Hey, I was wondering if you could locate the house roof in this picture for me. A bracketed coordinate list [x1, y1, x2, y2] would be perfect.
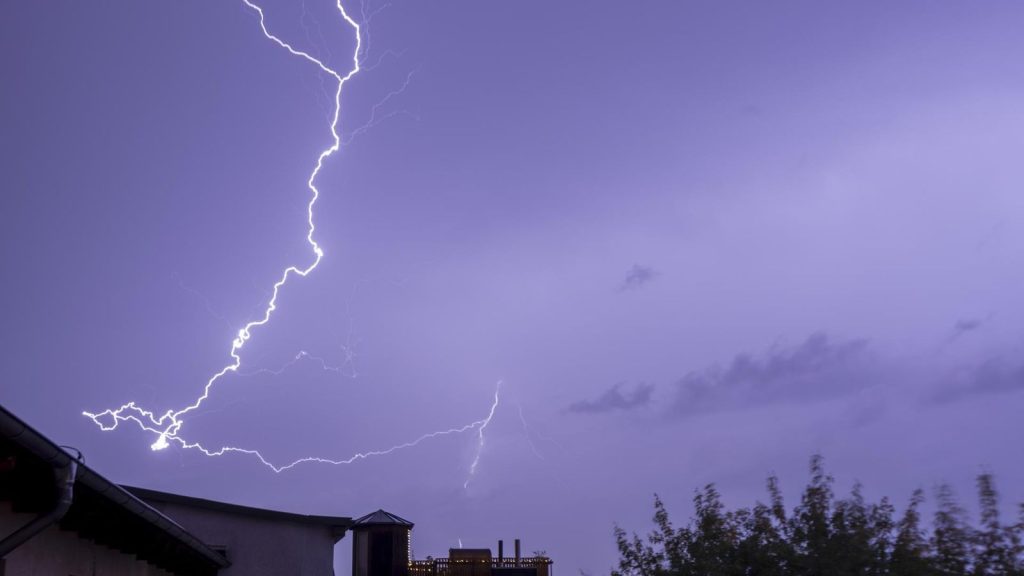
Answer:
[124, 485, 352, 540]
[0, 403, 230, 576]
[352, 508, 414, 528]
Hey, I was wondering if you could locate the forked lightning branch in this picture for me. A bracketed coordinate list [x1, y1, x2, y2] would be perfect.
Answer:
[83, 0, 499, 477]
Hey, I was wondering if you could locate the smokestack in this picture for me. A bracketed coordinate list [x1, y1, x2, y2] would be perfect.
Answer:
[498, 540, 504, 563]
[515, 539, 521, 567]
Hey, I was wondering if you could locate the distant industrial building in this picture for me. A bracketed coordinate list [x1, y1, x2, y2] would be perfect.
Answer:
[352, 510, 552, 576]
[0, 403, 553, 576]
[408, 541, 552, 576]
[350, 509, 552, 576]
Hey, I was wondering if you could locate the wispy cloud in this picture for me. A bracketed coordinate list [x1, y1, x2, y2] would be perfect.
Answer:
[619, 264, 657, 291]
[947, 317, 988, 343]
[567, 383, 654, 414]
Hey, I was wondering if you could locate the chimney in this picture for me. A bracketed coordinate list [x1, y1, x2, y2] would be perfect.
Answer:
[515, 539, 521, 567]
[498, 540, 504, 563]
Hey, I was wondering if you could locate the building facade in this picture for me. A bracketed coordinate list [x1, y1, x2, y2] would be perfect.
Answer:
[1, 403, 349, 575]
[0, 405, 229, 576]
[128, 486, 349, 576]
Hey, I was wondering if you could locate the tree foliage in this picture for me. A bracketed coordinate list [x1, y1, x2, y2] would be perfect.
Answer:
[613, 457, 1024, 576]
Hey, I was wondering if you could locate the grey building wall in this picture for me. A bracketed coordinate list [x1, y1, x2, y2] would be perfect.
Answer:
[145, 500, 339, 576]
[0, 502, 176, 576]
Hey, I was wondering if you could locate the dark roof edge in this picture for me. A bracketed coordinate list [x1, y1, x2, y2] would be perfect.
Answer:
[451, 549, 493, 554]
[124, 485, 352, 530]
[352, 509, 414, 528]
[0, 405, 230, 570]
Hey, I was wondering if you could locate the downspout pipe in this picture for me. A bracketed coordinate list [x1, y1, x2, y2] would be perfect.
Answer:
[0, 406, 228, 570]
[0, 459, 77, 558]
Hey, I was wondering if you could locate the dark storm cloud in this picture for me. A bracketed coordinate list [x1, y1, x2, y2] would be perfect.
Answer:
[670, 333, 873, 417]
[619, 264, 657, 291]
[567, 382, 654, 414]
[931, 358, 1024, 404]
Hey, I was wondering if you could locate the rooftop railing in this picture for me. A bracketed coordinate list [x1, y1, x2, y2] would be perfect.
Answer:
[410, 557, 553, 576]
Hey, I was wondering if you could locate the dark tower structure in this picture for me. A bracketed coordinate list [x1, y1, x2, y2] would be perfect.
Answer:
[352, 510, 414, 576]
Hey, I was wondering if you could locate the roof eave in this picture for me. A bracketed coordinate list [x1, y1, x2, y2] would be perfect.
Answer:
[0, 404, 230, 571]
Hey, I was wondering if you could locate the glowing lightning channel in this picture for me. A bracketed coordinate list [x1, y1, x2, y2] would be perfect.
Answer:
[82, 0, 500, 479]
[516, 404, 545, 461]
[464, 381, 501, 489]
[169, 381, 501, 473]
[238, 350, 347, 378]
[86, 381, 501, 474]
[83, 0, 359, 452]
[342, 69, 417, 145]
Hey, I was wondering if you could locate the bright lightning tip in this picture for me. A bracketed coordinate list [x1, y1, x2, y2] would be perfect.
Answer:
[151, 435, 170, 451]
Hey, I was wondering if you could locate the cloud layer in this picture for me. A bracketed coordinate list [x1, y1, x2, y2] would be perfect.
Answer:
[567, 383, 655, 414]
[669, 333, 875, 417]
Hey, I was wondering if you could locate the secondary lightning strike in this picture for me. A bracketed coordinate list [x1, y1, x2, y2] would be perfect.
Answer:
[357, 0, 392, 65]
[464, 381, 501, 489]
[516, 404, 545, 461]
[362, 48, 406, 72]
[90, 381, 502, 474]
[342, 69, 418, 146]
[175, 274, 232, 329]
[84, 0, 360, 451]
[196, 382, 502, 473]
[239, 350, 347, 378]
[238, 323, 361, 381]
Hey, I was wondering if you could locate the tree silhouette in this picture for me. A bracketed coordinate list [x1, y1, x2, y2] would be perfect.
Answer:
[613, 456, 1024, 576]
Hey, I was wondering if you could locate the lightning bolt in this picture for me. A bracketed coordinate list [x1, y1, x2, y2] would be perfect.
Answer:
[362, 48, 406, 72]
[84, 0, 357, 452]
[516, 404, 545, 461]
[298, 0, 338, 122]
[166, 381, 501, 473]
[88, 378, 501, 474]
[342, 69, 418, 146]
[238, 350, 348, 379]
[82, 1, 495, 477]
[175, 273, 231, 329]
[357, 0, 392, 65]
[464, 381, 501, 489]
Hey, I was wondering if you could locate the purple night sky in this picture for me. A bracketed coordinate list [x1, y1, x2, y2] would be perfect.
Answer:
[3, 1, 1024, 573]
